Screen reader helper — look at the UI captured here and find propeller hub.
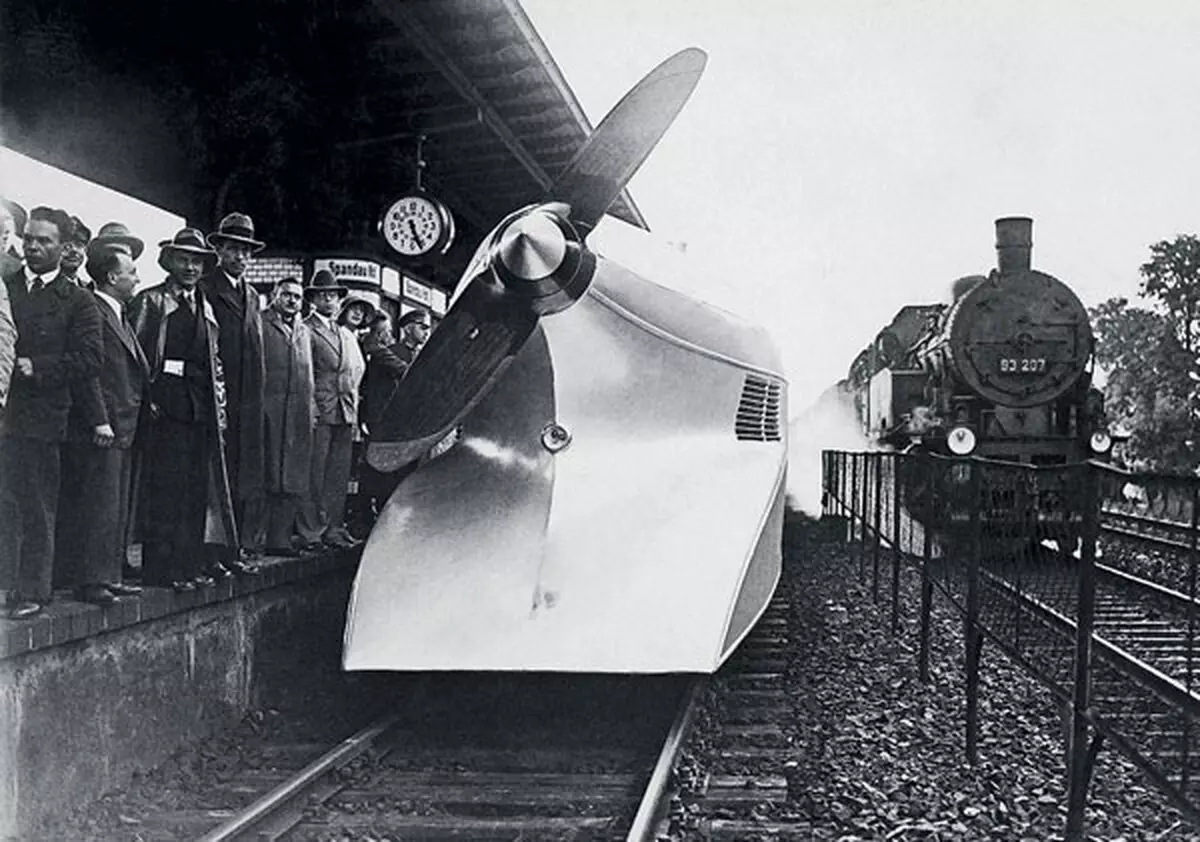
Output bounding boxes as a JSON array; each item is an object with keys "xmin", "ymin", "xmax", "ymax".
[{"xmin": 496, "ymin": 211, "xmax": 567, "ymax": 281}]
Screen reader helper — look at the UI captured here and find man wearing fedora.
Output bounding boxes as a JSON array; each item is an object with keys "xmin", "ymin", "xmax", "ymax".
[
  {"xmin": 296, "ymin": 269, "xmax": 366, "ymax": 550},
  {"xmin": 1, "ymin": 206, "xmax": 103, "ymax": 619},
  {"xmin": 128, "ymin": 228, "xmax": 237, "ymax": 593},
  {"xmin": 55, "ymin": 223, "xmax": 150, "ymax": 604},
  {"xmin": 202, "ymin": 211, "xmax": 266, "ymax": 575}
]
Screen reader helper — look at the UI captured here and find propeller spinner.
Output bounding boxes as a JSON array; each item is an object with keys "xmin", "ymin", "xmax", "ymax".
[{"xmin": 367, "ymin": 48, "xmax": 708, "ymax": 472}]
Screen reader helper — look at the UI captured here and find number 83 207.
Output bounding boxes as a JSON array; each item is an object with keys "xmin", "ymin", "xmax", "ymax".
[{"xmin": 999, "ymin": 357, "xmax": 1047, "ymax": 373}]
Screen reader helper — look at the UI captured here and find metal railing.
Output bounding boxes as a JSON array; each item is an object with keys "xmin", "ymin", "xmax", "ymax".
[{"xmin": 821, "ymin": 450, "xmax": 1200, "ymax": 840}]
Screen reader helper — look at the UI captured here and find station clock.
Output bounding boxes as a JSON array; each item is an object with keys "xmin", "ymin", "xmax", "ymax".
[{"xmin": 379, "ymin": 192, "xmax": 456, "ymax": 259}]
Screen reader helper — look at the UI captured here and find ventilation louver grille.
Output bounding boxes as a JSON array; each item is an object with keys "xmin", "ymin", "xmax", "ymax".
[{"xmin": 736, "ymin": 375, "xmax": 782, "ymax": 442}]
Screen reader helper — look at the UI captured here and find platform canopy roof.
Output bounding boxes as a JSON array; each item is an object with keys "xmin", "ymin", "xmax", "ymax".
[
  {"xmin": 366, "ymin": 0, "xmax": 647, "ymax": 233},
  {"xmin": 0, "ymin": 0, "xmax": 646, "ymax": 283}
]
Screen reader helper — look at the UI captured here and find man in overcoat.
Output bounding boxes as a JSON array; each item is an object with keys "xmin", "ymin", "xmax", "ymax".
[
  {"xmin": 56, "ymin": 228, "xmax": 150, "ymax": 602},
  {"xmin": 202, "ymin": 212, "xmax": 266, "ymax": 573},
  {"xmin": 296, "ymin": 269, "xmax": 365, "ymax": 550},
  {"xmin": 251, "ymin": 277, "xmax": 315, "ymax": 554},
  {"xmin": 0, "ymin": 206, "xmax": 103, "ymax": 619},
  {"xmin": 127, "ymin": 228, "xmax": 237, "ymax": 592}
]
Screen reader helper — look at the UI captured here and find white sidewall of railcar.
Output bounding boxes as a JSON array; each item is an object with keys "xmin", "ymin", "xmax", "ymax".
[{"xmin": 343, "ymin": 260, "xmax": 787, "ymax": 673}]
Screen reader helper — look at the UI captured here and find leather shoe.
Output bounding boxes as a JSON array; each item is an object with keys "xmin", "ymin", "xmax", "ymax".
[
  {"xmin": 193, "ymin": 574, "xmax": 215, "ymax": 588},
  {"xmin": 207, "ymin": 562, "xmax": 234, "ymax": 580},
  {"xmin": 76, "ymin": 584, "xmax": 117, "ymax": 605},
  {"xmin": 323, "ymin": 532, "xmax": 356, "ymax": 549},
  {"xmin": 171, "ymin": 580, "xmax": 196, "ymax": 593},
  {"xmin": 8, "ymin": 601, "xmax": 45, "ymax": 620},
  {"xmin": 105, "ymin": 581, "xmax": 143, "ymax": 596},
  {"xmin": 226, "ymin": 558, "xmax": 260, "ymax": 576}
]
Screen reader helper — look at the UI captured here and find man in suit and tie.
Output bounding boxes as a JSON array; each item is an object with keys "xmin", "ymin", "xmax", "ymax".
[
  {"xmin": 55, "ymin": 224, "xmax": 150, "ymax": 603},
  {"xmin": 252, "ymin": 277, "xmax": 315, "ymax": 555},
  {"xmin": 296, "ymin": 270, "xmax": 365, "ymax": 550},
  {"xmin": 201, "ymin": 212, "xmax": 266, "ymax": 575},
  {"xmin": 0, "ymin": 206, "xmax": 103, "ymax": 619}
]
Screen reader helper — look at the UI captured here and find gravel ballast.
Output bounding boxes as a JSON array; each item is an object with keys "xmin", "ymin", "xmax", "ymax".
[{"xmin": 673, "ymin": 514, "xmax": 1200, "ymax": 841}]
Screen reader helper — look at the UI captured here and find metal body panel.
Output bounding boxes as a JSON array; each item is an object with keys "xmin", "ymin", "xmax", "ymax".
[{"xmin": 343, "ymin": 258, "xmax": 787, "ymax": 673}]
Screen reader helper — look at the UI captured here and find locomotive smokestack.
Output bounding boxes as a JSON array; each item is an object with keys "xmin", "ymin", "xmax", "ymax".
[{"xmin": 995, "ymin": 216, "xmax": 1033, "ymax": 274}]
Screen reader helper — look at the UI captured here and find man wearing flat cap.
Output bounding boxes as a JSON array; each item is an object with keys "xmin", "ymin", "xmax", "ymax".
[
  {"xmin": 127, "ymin": 228, "xmax": 237, "ymax": 593},
  {"xmin": 0, "ymin": 207, "xmax": 103, "ymax": 619},
  {"xmin": 296, "ymin": 269, "xmax": 366, "ymax": 550},
  {"xmin": 201, "ymin": 211, "xmax": 266, "ymax": 574}
]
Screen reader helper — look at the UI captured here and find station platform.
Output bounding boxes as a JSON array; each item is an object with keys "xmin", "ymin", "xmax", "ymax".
[{"xmin": 0, "ymin": 545, "xmax": 361, "ymax": 838}]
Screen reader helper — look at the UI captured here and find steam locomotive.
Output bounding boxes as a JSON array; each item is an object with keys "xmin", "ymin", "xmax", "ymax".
[
  {"xmin": 845, "ymin": 217, "xmax": 1109, "ymax": 465},
  {"xmin": 841, "ymin": 218, "xmax": 1110, "ymax": 540}
]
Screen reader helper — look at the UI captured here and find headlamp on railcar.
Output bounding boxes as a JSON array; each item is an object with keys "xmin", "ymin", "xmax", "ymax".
[
  {"xmin": 1089, "ymin": 431, "xmax": 1112, "ymax": 454},
  {"xmin": 947, "ymin": 426, "xmax": 977, "ymax": 455}
]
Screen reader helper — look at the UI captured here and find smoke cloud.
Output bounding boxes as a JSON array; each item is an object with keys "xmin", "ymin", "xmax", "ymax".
[{"xmin": 786, "ymin": 390, "xmax": 875, "ymax": 517}]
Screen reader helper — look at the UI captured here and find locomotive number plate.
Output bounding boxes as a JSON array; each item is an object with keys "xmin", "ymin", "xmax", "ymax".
[{"xmin": 998, "ymin": 357, "xmax": 1046, "ymax": 373}]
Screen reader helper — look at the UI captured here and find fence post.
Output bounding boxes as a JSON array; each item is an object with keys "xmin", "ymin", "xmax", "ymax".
[
  {"xmin": 892, "ymin": 453, "xmax": 902, "ymax": 635},
  {"xmin": 965, "ymin": 459, "xmax": 983, "ymax": 764},
  {"xmin": 919, "ymin": 453, "xmax": 934, "ymax": 684},
  {"xmin": 1065, "ymin": 464, "xmax": 1102, "ymax": 841},
  {"xmin": 1182, "ymin": 481, "xmax": 1198, "ymax": 791},
  {"xmin": 850, "ymin": 454, "xmax": 860, "ymax": 564},
  {"xmin": 872, "ymin": 452, "xmax": 883, "ymax": 601}
]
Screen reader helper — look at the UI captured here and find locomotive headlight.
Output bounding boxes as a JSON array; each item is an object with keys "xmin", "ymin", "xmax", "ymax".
[
  {"xmin": 1090, "ymin": 431, "xmax": 1112, "ymax": 454},
  {"xmin": 947, "ymin": 426, "xmax": 977, "ymax": 455}
]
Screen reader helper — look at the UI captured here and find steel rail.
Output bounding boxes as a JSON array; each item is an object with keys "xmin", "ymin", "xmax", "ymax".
[
  {"xmin": 1096, "ymin": 562, "xmax": 1200, "ymax": 613},
  {"xmin": 195, "ymin": 713, "xmax": 401, "ymax": 842},
  {"xmin": 626, "ymin": 677, "xmax": 708, "ymax": 842}
]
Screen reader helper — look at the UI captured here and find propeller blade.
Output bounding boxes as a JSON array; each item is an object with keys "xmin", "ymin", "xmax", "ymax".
[
  {"xmin": 367, "ymin": 279, "xmax": 539, "ymax": 471},
  {"xmin": 367, "ymin": 49, "xmax": 708, "ymax": 471},
  {"xmin": 549, "ymin": 47, "xmax": 707, "ymax": 230}
]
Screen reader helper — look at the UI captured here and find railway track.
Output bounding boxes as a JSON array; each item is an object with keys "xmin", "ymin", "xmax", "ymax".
[
  {"xmin": 980, "ymin": 548, "xmax": 1200, "ymax": 803},
  {"xmin": 165, "ymin": 673, "xmax": 700, "ymax": 841},
  {"xmin": 1102, "ymin": 507, "xmax": 1198, "ymax": 551},
  {"xmin": 668, "ymin": 590, "xmax": 798, "ymax": 840}
]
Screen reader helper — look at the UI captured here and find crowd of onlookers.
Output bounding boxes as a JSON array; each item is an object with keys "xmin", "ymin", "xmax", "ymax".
[{"xmin": 0, "ymin": 198, "xmax": 431, "ymax": 620}]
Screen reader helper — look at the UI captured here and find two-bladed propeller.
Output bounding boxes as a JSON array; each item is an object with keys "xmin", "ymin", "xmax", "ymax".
[{"xmin": 367, "ymin": 48, "xmax": 708, "ymax": 471}]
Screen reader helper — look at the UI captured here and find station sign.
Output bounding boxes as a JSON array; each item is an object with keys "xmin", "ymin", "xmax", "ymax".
[
  {"xmin": 403, "ymin": 275, "xmax": 432, "ymax": 306},
  {"xmin": 382, "ymin": 266, "xmax": 402, "ymax": 298},
  {"xmin": 313, "ymin": 257, "xmax": 381, "ymax": 287}
]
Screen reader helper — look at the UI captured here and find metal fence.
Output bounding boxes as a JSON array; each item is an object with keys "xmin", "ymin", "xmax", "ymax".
[{"xmin": 821, "ymin": 450, "xmax": 1200, "ymax": 840}]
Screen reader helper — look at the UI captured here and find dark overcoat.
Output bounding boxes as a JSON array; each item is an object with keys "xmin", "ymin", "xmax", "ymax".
[
  {"xmin": 127, "ymin": 279, "xmax": 237, "ymax": 546},
  {"xmin": 201, "ymin": 269, "xmax": 265, "ymax": 501},
  {"xmin": 261, "ymin": 308, "xmax": 314, "ymax": 494}
]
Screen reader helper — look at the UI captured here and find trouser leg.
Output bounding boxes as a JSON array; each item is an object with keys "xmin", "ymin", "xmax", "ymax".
[
  {"xmin": 296, "ymin": 424, "xmax": 333, "ymax": 543},
  {"xmin": 321, "ymin": 424, "xmax": 353, "ymax": 536}
]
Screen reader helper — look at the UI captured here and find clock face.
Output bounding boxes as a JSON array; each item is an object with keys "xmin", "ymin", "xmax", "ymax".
[{"xmin": 381, "ymin": 195, "xmax": 448, "ymax": 257}]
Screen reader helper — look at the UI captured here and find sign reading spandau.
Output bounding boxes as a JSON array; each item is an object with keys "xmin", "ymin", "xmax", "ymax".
[{"xmin": 313, "ymin": 257, "xmax": 381, "ymax": 287}]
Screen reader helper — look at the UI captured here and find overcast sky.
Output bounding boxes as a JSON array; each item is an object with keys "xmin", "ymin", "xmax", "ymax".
[{"xmin": 523, "ymin": 0, "xmax": 1200, "ymax": 412}]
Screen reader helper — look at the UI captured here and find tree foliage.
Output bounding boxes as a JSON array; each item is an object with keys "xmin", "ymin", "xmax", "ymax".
[
  {"xmin": 1139, "ymin": 234, "xmax": 1200, "ymax": 355},
  {"xmin": 1091, "ymin": 296, "xmax": 1195, "ymax": 472}
]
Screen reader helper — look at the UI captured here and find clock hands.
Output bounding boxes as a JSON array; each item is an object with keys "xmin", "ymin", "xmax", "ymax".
[{"xmin": 407, "ymin": 219, "xmax": 424, "ymax": 250}]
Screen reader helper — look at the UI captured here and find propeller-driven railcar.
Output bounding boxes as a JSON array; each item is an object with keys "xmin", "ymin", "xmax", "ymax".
[{"xmin": 342, "ymin": 49, "xmax": 789, "ymax": 674}]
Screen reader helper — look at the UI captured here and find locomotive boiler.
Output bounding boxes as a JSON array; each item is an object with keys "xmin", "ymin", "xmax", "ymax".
[{"xmin": 850, "ymin": 217, "xmax": 1109, "ymax": 466}]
